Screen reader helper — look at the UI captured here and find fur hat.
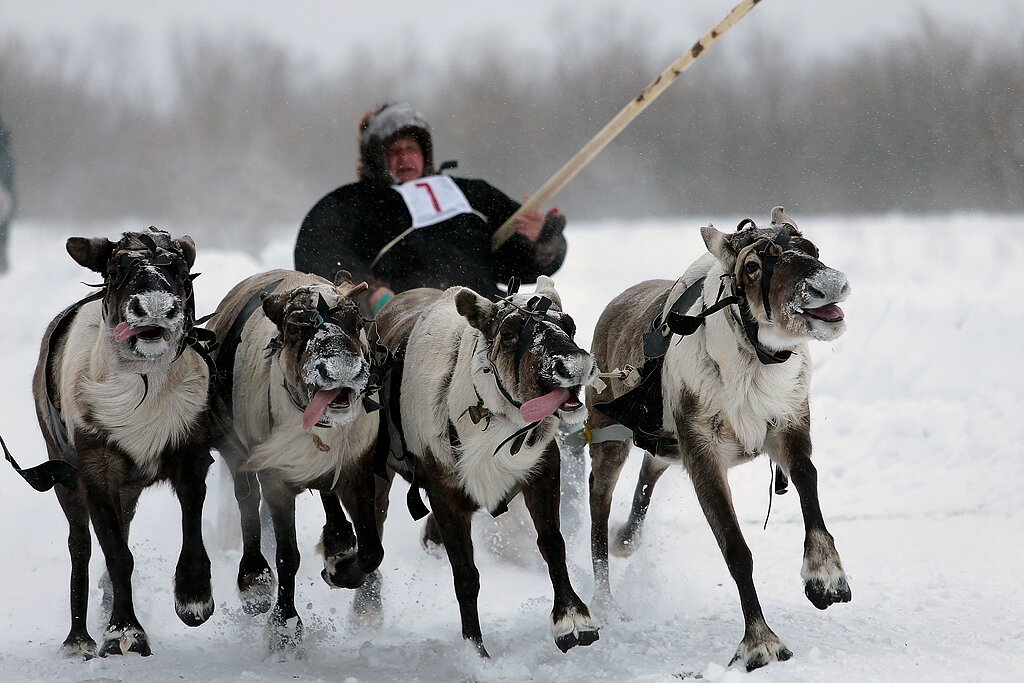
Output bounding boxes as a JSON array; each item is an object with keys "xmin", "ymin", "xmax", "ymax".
[{"xmin": 357, "ymin": 102, "xmax": 435, "ymax": 183}]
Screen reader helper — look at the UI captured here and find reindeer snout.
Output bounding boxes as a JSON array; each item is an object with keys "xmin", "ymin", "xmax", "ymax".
[
  {"xmin": 552, "ymin": 353, "xmax": 597, "ymax": 387},
  {"xmin": 127, "ymin": 291, "xmax": 181, "ymax": 326}
]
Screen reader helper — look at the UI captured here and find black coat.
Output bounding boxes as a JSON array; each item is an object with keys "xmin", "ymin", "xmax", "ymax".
[{"xmin": 294, "ymin": 176, "xmax": 565, "ymax": 299}]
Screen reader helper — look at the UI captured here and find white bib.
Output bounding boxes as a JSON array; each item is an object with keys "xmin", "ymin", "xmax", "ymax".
[{"xmin": 394, "ymin": 175, "xmax": 474, "ymax": 229}]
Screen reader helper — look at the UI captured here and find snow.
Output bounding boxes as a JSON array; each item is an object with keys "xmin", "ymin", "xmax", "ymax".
[{"xmin": 1, "ymin": 213, "xmax": 1022, "ymax": 681}]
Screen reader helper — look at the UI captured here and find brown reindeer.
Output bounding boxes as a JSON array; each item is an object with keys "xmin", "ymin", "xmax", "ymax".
[
  {"xmin": 30, "ymin": 227, "xmax": 217, "ymax": 658},
  {"xmin": 587, "ymin": 208, "xmax": 852, "ymax": 671},
  {"xmin": 206, "ymin": 269, "xmax": 385, "ymax": 652},
  {"xmin": 372, "ymin": 277, "xmax": 600, "ymax": 656}
]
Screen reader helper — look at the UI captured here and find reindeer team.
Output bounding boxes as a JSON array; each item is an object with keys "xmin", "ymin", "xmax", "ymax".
[{"xmin": 19, "ymin": 207, "xmax": 851, "ymax": 672}]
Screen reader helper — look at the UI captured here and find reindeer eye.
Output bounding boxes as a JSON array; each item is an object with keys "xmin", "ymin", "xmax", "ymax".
[{"xmin": 745, "ymin": 260, "xmax": 761, "ymax": 276}]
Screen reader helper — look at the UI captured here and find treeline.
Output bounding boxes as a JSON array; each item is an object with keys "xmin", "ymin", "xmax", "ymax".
[{"xmin": 0, "ymin": 18, "xmax": 1021, "ymax": 248}]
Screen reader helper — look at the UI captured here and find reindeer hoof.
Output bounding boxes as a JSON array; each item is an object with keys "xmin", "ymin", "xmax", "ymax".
[
  {"xmin": 552, "ymin": 605, "xmax": 601, "ymax": 652},
  {"xmin": 175, "ymin": 597, "xmax": 215, "ymax": 626},
  {"xmin": 267, "ymin": 613, "xmax": 304, "ymax": 654},
  {"xmin": 555, "ymin": 627, "xmax": 600, "ymax": 653},
  {"xmin": 60, "ymin": 634, "xmax": 97, "ymax": 660},
  {"xmin": 99, "ymin": 625, "xmax": 152, "ymax": 657},
  {"xmin": 730, "ymin": 628, "xmax": 792, "ymax": 672},
  {"xmin": 322, "ymin": 550, "xmax": 367, "ymax": 589},
  {"xmin": 804, "ymin": 575, "xmax": 852, "ymax": 610},
  {"xmin": 239, "ymin": 566, "xmax": 274, "ymax": 615}
]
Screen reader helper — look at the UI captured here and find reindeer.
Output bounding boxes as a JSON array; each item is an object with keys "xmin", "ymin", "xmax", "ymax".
[
  {"xmin": 372, "ymin": 277, "xmax": 601, "ymax": 656},
  {"xmin": 586, "ymin": 208, "xmax": 852, "ymax": 671},
  {"xmin": 205, "ymin": 269, "xmax": 385, "ymax": 652},
  {"xmin": 28, "ymin": 227, "xmax": 217, "ymax": 658}
]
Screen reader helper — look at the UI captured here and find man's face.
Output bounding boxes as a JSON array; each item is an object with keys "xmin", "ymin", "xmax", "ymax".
[{"xmin": 386, "ymin": 136, "xmax": 425, "ymax": 183}]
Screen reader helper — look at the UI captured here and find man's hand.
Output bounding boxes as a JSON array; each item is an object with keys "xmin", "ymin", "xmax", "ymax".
[{"xmin": 514, "ymin": 199, "xmax": 560, "ymax": 243}]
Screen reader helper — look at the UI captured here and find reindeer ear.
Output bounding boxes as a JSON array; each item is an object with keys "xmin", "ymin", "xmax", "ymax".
[
  {"xmin": 262, "ymin": 292, "xmax": 289, "ymax": 326},
  {"xmin": 66, "ymin": 236, "xmax": 116, "ymax": 274},
  {"xmin": 173, "ymin": 235, "xmax": 197, "ymax": 269},
  {"xmin": 534, "ymin": 275, "xmax": 562, "ymax": 309},
  {"xmin": 333, "ymin": 270, "xmax": 354, "ymax": 286},
  {"xmin": 701, "ymin": 224, "xmax": 738, "ymax": 270},
  {"xmin": 454, "ymin": 288, "xmax": 494, "ymax": 332}
]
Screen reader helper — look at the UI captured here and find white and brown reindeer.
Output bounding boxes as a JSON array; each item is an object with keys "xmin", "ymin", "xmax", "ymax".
[
  {"xmin": 586, "ymin": 208, "xmax": 852, "ymax": 671},
  {"xmin": 27, "ymin": 227, "xmax": 217, "ymax": 658},
  {"xmin": 205, "ymin": 269, "xmax": 385, "ymax": 652},
  {"xmin": 372, "ymin": 277, "xmax": 601, "ymax": 656}
]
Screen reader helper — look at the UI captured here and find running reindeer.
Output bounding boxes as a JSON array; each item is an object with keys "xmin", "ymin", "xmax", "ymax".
[
  {"xmin": 206, "ymin": 269, "xmax": 385, "ymax": 652},
  {"xmin": 587, "ymin": 208, "xmax": 852, "ymax": 671},
  {"xmin": 372, "ymin": 277, "xmax": 600, "ymax": 656},
  {"xmin": 27, "ymin": 227, "xmax": 217, "ymax": 658}
]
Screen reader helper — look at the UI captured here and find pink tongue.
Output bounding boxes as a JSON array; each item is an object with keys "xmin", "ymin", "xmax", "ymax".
[
  {"xmin": 520, "ymin": 387, "xmax": 571, "ymax": 423},
  {"xmin": 303, "ymin": 388, "xmax": 343, "ymax": 430},
  {"xmin": 114, "ymin": 322, "xmax": 148, "ymax": 342},
  {"xmin": 806, "ymin": 304, "xmax": 845, "ymax": 321}
]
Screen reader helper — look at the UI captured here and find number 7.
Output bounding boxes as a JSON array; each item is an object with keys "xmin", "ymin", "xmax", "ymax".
[{"xmin": 414, "ymin": 181, "xmax": 442, "ymax": 212}]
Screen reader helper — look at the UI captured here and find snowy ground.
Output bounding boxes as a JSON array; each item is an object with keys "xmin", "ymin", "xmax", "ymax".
[{"xmin": 1, "ymin": 213, "xmax": 1022, "ymax": 682}]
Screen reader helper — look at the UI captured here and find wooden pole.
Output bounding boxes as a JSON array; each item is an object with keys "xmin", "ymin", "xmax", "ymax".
[{"xmin": 491, "ymin": 0, "xmax": 765, "ymax": 251}]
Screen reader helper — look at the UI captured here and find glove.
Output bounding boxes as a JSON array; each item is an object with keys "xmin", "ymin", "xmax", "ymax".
[{"xmin": 538, "ymin": 212, "xmax": 566, "ymax": 243}]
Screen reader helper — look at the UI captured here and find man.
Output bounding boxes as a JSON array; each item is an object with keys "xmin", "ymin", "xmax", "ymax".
[
  {"xmin": 0, "ymin": 112, "xmax": 14, "ymax": 275},
  {"xmin": 294, "ymin": 102, "xmax": 566, "ymax": 314}
]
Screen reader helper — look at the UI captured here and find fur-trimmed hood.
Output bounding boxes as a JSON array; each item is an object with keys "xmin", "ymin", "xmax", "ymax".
[{"xmin": 357, "ymin": 102, "xmax": 435, "ymax": 183}]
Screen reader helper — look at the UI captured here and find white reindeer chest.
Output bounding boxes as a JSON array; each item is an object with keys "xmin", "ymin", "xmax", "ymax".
[
  {"xmin": 663, "ymin": 318, "xmax": 809, "ymax": 456},
  {"xmin": 66, "ymin": 356, "xmax": 208, "ymax": 479}
]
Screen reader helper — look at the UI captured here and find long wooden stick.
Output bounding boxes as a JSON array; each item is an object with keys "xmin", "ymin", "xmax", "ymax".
[{"xmin": 491, "ymin": 0, "xmax": 765, "ymax": 251}]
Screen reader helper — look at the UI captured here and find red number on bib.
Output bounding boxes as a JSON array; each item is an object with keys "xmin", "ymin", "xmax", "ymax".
[{"xmin": 414, "ymin": 181, "xmax": 442, "ymax": 212}]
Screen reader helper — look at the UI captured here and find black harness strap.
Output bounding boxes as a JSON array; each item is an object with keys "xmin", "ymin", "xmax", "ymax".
[{"xmin": 215, "ymin": 279, "xmax": 283, "ymax": 415}]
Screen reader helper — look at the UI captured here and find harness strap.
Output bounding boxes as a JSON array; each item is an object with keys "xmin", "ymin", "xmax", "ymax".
[
  {"xmin": 215, "ymin": 279, "xmax": 283, "ymax": 414},
  {"xmin": 560, "ymin": 424, "xmax": 635, "ymax": 449}
]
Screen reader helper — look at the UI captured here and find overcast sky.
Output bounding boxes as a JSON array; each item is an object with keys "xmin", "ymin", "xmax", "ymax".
[{"xmin": 3, "ymin": 0, "xmax": 1020, "ymax": 82}]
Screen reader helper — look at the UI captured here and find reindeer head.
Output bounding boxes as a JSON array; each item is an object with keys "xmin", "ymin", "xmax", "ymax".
[
  {"xmin": 455, "ymin": 276, "xmax": 597, "ymax": 426},
  {"xmin": 702, "ymin": 207, "xmax": 850, "ymax": 351},
  {"xmin": 262, "ymin": 271, "xmax": 371, "ymax": 429},
  {"xmin": 67, "ymin": 227, "xmax": 197, "ymax": 364}
]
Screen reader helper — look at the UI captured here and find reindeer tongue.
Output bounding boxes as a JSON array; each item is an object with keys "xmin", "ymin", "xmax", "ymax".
[
  {"xmin": 520, "ymin": 387, "xmax": 571, "ymax": 423},
  {"xmin": 114, "ymin": 321, "xmax": 158, "ymax": 343},
  {"xmin": 303, "ymin": 388, "xmax": 343, "ymax": 430},
  {"xmin": 804, "ymin": 303, "xmax": 845, "ymax": 322}
]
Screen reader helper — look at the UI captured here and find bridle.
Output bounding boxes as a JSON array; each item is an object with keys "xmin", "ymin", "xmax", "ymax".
[
  {"xmin": 263, "ymin": 292, "xmax": 380, "ymax": 428},
  {"xmin": 462, "ymin": 280, "xmax": 575, "ymax": 456}
]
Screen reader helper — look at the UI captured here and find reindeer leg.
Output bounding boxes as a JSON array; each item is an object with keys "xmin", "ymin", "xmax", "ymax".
[
  {"xmin": 338, "ymin": 464, "xmax": 385, "ymax": 577},
  {"xmin": 588, "ymin": 437, "xmax": 631, "ymax": 610},
  {"xmin": 341, "ymin": 472, "xmax": 392, "ymax": 626},
  {"xmin": 261, "ymin": 477, "xmax": 303, "ymax": 653},
  {"xmin": 97, "ymin": 486, "xmax": 141, "ymax": 618},
  {"xmin": 524, "ymin": 441, "xmax": 599, "ymax": 653},
  {"xmin": 55, "ymin": 484, "xmax": 96, "ymax": 658},
  {"xmin": 171, "ymin": 448, "xmax": 214, "ymax": 627},
  {"xmin": 84, "ymin": 476, "xmax": 151, "ymax": 657},
  {"xmin": 419, "ymin": 453, "xmax": 488, "ymax": 657},
  {"xmin": 611, "ymin": 451, "xmax": 670, "ymax": 558},
  {"xmin": 317, "ymin": 490, "xmax": 364, "ymax": 589},
  {"xmin": 776, "ymin": 428, "xmax": 852, "ymax": 610},
  {"xmin": 683, "ymin": 440, "xmax": 791, "ymax": 672},
  {"xmin": 222, "ymin": 441, "xmax": 273, "ymax": 615}
]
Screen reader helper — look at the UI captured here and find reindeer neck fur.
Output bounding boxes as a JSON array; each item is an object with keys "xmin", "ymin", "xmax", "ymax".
[
  {"xmin": 663, "ymin": 258, "xmax": 810, "ymax": 457},
  {"xmin": 402, "ymin": 292, "xmax": 556, "ymax": 513},
  {"xmin": 60, "ymin": 301, "xmax": 208, "ymax": 480},
  {"xmin": 232, "ymin": 317, "xmax": 377, "ymax": 487}
]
